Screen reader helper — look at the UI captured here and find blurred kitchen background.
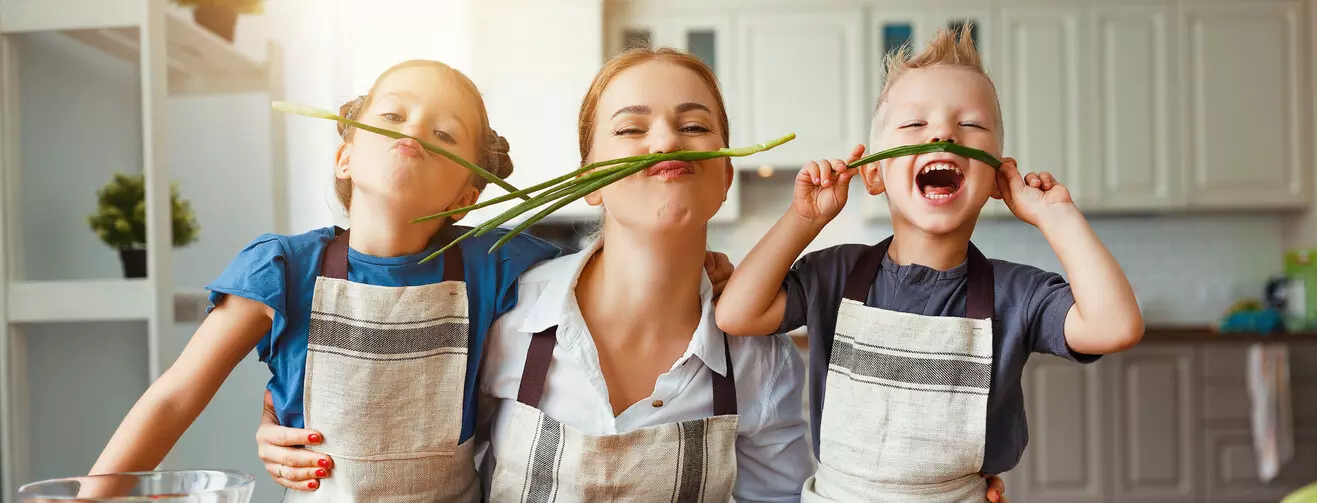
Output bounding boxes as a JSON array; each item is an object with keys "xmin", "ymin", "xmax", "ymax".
[{"xmin": 0, "ymin": 0, "xmax": 1316, "ymax": 501}]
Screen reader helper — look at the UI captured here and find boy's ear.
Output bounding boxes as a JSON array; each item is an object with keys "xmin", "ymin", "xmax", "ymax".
[
  {"xmin": 860, "ymin": 162, "xmax": 886, "ymax": 195},
  {"xmin": 335, "ymin": 143, "xmax": 352, "ymax": 180}
]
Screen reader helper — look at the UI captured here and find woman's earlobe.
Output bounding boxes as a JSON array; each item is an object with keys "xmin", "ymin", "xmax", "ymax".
[{"xmin": 335, "ymin": 143, "xmax": 352, "ymax": 180}]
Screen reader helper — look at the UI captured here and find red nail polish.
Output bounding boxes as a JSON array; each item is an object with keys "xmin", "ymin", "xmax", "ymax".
[
  {"xmin": 308, "ymin": 433, "xmax": 322, "ymax": 443},
  {"xmin": 316, "ymin": 469, "xmax": 327, "ymax": 478},
  {"xmin": 317, "ymin": 459, "xmax": 330, "ymax": 468},
  {"xmin": 308, "ymin": 480, "xmax": 319, "ymax": 489}
]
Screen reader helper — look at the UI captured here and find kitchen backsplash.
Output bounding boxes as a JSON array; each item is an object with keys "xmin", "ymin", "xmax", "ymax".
[{"xmin": 709, "ymin": 175, "xmax": 1288, "ymax": 326}]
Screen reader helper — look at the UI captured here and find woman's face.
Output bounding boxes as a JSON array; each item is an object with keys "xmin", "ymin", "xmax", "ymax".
[
  {"xmin": 584, "ymin": 61, "xmax": 733, "ymax": 233},
  {"xmin": 336, "ymin": 65, "xmax": 484, "ymax": 218}
]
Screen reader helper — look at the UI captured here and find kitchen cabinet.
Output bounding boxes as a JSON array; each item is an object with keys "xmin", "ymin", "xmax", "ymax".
[
  {"xmin": 1109, "ymin": 346, "xmax": 1198, "ymax": 502},
  {"xmin": 734, "ymin": 9, "xmax": 867, "ymax": 168},
  {"xmin": 1178, "ymin": 0, "xmax": 1310, "ymax": 209},
  {"xmin": 1012, "ymin": 354, "xmax": 1107, "ymax": 503},
  {"xmin": 605, "ymin": 0, "xmax": 1313, "ymax": 221},
  {"xmin": 1087, "ymin": 2, "xmax": 1181, "ymax": 210}
]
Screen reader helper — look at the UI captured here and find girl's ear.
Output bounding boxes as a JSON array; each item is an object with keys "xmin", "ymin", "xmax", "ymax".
[
  {"xmin": 444, "ymin": 184, "xmax": 482, "ymax": 223},
  {"xmin": 335, "ymin": 143, "xmax": 352, "ymax": 181}
]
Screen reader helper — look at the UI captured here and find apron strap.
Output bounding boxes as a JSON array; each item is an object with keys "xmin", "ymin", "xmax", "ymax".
[
  {"xmin": 517, "ymin": 327, "xmax": 557, "ymax": 408},
  {"xmin": 965, "ymin": 243, "xmax": 993, "ymax": 320},
  {"xmin": 840, "ymin": 237, "xmax": 993, "ymax": 319},
  {"xmin": 711, "ymin": 333, "xmax": 737, "ymax": 416},
  {"xmin": 516, "ymin": 327, "xmax": 740, "ymax": 416},
  {"xmin": 317, "ymin": 226, "xmax": 465, "ymax": 281},
  {"xmin": 841, "ymin": 237, "xmax": 893, "ymax": 302}
]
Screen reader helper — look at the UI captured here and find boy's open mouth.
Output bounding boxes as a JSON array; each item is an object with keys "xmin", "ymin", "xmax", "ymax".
[{"xmin": 916, "ymin": 161, "xmax": 965, "ymax": 200}]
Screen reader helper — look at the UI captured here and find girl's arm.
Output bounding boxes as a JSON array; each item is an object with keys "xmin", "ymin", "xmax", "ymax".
[{"xmin": 88, "ymin": 295, "xmax": 272, "ymax": 475}]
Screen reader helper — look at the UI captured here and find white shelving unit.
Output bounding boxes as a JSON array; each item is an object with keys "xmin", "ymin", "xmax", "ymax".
[{"xmin": 0, "ymin": 0, "xmax": 286, "ymax": 498}]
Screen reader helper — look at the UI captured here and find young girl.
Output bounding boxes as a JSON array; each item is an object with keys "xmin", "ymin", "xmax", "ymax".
[{"xmin": 87, "ymin": 60, "xmax": 560, "ymax": 503}]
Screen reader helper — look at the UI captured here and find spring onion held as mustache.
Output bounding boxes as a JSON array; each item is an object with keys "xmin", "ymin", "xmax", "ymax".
[
  {"xmin": 413, "ymin": 133, "xmax": 799, "ymax": 262},
  {"xmin": 271, "ymin": 101, "xmax": 528, "ymax": 199},
  {"xmin": 847, "ymin": 141, "xmax": 1003, "ymax": 169}
]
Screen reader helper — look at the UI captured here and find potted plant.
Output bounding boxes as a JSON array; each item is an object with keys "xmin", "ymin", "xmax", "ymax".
[
  {"xmin": 88, "ymin": 174, "xmax": 201, "ymax": 278},
  {"xmin": 171, "ymin": 0, "xmax": 264, "ymax": 42}
]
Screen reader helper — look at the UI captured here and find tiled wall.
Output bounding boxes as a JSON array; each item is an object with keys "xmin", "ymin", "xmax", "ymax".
[{"xmin": 710, "ymin": 176, "xmax": 1290, "ymax": 325}]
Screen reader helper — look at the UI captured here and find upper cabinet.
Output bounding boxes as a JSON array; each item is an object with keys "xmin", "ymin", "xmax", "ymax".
[
  {"xmin": 1178, "ymin": 0, "xmax": 1309, "ymax": 209},
  {"xmin": 604, "ymin": 0, "xmax": 1313, "ymax": 222},
  {"xmin": 734, "ymin": 9, "xmax": 867, "ymax": 167},
  {"xmin": 1087, "ymin": 2, "xmax": 1181, "ymax": 210}
]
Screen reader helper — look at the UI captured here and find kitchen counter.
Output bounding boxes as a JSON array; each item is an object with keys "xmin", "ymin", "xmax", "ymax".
[{"xmin": 789, "ymin": 325, "xmax": 1317, "ymax": 348}]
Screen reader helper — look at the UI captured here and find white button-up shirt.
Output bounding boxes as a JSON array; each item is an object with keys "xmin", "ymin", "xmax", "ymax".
[{"xmin": 478, "ymin": 240, "xmax": 815, "ymax": 501}]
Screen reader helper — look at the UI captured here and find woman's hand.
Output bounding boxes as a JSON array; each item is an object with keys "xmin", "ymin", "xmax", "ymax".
[
  {"xmin": 984, "ymin": 473, "xmax": 1009, "ymax": 502},
  {"xmin": 256, "ymin": 390, "xmax": 332, "ymax": 491}
]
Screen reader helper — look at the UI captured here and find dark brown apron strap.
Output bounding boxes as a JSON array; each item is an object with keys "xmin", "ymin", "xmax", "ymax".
[
  {"xmin": 517, "ymin": 327, "xmax": 557, "ymax": 408},
  {"xmin": 318, "ymin": 227, "xmax": 465, "ymax": 281},
  {"xmin": 842, "ymin": 237, "xmax": 893, "ymax": 302},
  {"xmin": 965, "ymin": 243, "xmax": 994, "ymax": 321},
  {"xmin": 320, "ymin": 227, "xmax": 350, "ymax": 280},
  {"xmin": 711, "ymin": 333, "xmax": 737, "ymax": 416}
]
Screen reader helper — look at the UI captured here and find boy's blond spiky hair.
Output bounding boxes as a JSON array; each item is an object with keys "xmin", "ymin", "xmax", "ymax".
[{"xmin": 871, "ymin": 22, "xmax": 1004, "ymax": 147}]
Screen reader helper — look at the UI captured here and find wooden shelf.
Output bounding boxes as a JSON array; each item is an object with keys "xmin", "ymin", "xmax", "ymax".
[
  {"xmin": 7, "ymin": 279, "xmax": 153, "ymax": 323},
  {"xmin": 1, "ymin": 0, "xmax": 269, "ymax": 95}
]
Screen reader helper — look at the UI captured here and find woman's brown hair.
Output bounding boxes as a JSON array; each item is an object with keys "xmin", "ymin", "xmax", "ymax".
[{"xmin": 334, "ymin": 60, "xmax": 513, "ymax": 209}]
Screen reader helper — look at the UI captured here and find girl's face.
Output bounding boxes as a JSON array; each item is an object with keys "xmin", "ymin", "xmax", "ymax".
[
  {"xmin": 584, "ymin": 61, "xmax": 733, "ymax": 233},
  {"xmin": 336, "ymin": 65, "xmax": 484, "ymax": 218}
]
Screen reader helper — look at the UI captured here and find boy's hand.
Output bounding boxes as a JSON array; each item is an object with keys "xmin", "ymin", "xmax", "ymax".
[
  {"xmin": 704, "ymin": 251, "xmax": 734, "ymax": 298},
  {"xmin": 996, "ymin": 159, "xmax": 1074, "ymax": 227},
  {"xmin": 789, "ymin": 144, "xmax": 867, "ymax": 223},
  {"xmin": 257, "ymin": 389, "xmax": 332, "ymax": 491}
]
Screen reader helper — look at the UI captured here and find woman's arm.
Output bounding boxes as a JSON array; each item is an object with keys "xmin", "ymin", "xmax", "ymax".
[{"xmin": 89, "ymin": 295, "xmax": 272, "ymax": 475}]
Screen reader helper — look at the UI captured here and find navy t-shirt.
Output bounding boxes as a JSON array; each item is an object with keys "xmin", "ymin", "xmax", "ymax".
[
  {"xmin": 779, "ymin": 240, "xmax": 1097, "ymax": 474},
  {"xmin": 205, "ymin": 225, "xmax": 560, "ymax": 443}
]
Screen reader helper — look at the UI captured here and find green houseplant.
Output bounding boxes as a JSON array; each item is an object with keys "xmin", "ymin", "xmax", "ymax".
[
  {"xmin": 88, "ymin": 174, "xmax": 201, "ymax": 278},
  {"xmin": 172, "ymin": 0, "xmax": 264, "ymax": 42}
]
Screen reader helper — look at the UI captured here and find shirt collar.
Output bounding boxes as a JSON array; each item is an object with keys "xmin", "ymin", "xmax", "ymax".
[{"xmin": 516, "ymin": 238, "xmax": 729, "ymax": 377}]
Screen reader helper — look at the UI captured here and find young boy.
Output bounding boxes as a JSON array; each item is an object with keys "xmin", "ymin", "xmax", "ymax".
[{"xmin": 714, "ymin": 26, "xmax": 1143, "ymax": 502}]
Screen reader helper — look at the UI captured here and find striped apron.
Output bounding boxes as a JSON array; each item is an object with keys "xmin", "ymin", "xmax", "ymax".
[
  {"xmin": 284, "ymin": 228, "xmax": 480, "ymax": 503},
  {"xmin": 488, "ymin": 327, "xmax": 740, "ymax": 502},
  {"xmin": 802, "ymin": 239, "xmax": 995, "ymax": 503}
]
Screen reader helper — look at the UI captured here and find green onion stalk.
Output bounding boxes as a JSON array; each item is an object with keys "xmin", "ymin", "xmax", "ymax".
[
  {"xmin": 413, "ymin": 133, "xmax": 799, "ymax": 262},
  {"xmin": 271, "ymin": 101, "xmax": 527, "ymax": 198},
  {"xmin": 847, "ymin": 141, "xmax": 1003, "ymax": 169}
]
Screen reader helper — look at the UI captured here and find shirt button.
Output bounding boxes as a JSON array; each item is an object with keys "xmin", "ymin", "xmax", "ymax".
[{"xmin": 652, "ymin": 400, "xmax": 664, "ymax": 408}]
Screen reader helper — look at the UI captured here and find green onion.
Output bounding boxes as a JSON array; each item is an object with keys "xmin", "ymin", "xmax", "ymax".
[
  {"xmin": 848, "ymin": 141, "xmax": 1003, "ymax": 169},
  {"xmin": 271, "ymin": 101, "xmax": 528, "ymax": 199},
  {"xmin": 416, "ymin": 133, "xmax": 798, "ymax": 262}
]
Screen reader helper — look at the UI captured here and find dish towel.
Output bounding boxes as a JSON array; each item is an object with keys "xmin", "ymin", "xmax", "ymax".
[{"xmin": 1247, "ymin": 342, "xmax": 1294, "ymax": 482}]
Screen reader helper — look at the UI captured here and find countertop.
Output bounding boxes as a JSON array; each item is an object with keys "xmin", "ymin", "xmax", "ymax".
[{"xmin": 788, "ymin": 325, "xmax": 1317, "ymax": 348}]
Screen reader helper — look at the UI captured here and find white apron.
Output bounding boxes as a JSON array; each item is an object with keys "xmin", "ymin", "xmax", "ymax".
[
  {"xmin": 802, "ymin": 239, "xmax": 995, "ymax": 503},
  {"xmin": 487, "ymin": 326, "xmax": 741, "ymax": 502},
  {"xmin": 284, "ymin": 228, "xmax": 480, "ymax": 503}
]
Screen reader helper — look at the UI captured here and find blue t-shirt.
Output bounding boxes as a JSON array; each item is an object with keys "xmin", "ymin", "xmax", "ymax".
[{"xmin": 205, "ymin": 225, "xmax": 560, "ymax": 443}]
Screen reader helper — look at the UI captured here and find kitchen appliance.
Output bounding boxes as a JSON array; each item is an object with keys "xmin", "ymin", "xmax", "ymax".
[
  {"xmin": 1267, "ymin": 249, "xmax": 1317, "ymax": 332},
  {"xmin": 18, "ymin": 470, "xmax": 254, "ymax": 502}
]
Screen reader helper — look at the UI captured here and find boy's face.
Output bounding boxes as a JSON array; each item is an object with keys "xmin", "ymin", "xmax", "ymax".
[{"xmin": 865, "ymin": 65, "xmax": 1003, "ymax": 236}]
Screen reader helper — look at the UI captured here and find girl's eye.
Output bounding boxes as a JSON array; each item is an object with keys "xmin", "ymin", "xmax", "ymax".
[
  {"xmin": 680, "ymin": 125, "xmax": 711, "ymax": 134},
  {"xmin": 613, "ymin": 127, "xmax": 644, "ymax": 136},
  {"xmin": 899, "ymin": 121, "xmax": 925, "ymax": 129},
  {"xmin": 381, "ymin": 112, "xmax": 403, "ymax": 122}
]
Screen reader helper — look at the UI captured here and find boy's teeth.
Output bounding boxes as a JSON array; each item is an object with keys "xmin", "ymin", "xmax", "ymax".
[{"xmin": 919, "ymin": 163, "xmax": 962, "ymax": 175}]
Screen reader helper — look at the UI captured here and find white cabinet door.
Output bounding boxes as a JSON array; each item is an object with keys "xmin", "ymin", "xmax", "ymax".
[
  {"xmin": 997, "ymin": 5, "xmax": 1088, "ymax": 220},
  {"xmin": 1014, "ymin": 355, "xmax": 1107, "ymax": 503},
  {"xmin": 734, "ymin": 9, "xmax": 866, "ymax": 168},
  {"xmin": 1110, "ymin": 346, "xmax": 1199, "ymax": 502},
  {"xmin": 1088, "ymin": 2, "xmax": 1181, "ymax": 211},
  {"xmin": 1179, "ymin": 0, "xmax": 1310, "ymax": 209}
]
